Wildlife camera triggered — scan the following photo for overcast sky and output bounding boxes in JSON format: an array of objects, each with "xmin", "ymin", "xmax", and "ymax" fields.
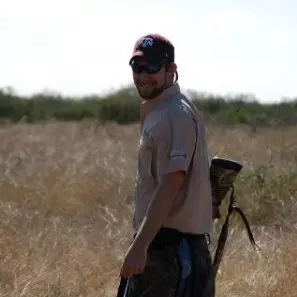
[{"xmin": 1, "ymin": 0, "xmax": 296, "ymax": 102}]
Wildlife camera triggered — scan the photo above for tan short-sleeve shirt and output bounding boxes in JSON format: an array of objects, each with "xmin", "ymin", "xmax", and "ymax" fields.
[{"xmin": 133, "ymin": 84, "xmax": 213, "ymax": 235}]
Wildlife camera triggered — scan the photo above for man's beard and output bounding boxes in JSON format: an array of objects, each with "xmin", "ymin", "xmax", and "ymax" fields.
[{"xmin": 136, "ymin": 86, "xmax": 164, "ymax": 100}]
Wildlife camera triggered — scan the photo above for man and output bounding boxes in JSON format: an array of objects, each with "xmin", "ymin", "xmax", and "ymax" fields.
[{"xmin": 118, "ymin": 33, "xmax": 215, "ymax": 297}]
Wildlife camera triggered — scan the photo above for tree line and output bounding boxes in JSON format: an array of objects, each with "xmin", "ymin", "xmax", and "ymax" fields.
[{"xmin": 0, "ymin": 87, "xmax": 296, "ymax": 126}]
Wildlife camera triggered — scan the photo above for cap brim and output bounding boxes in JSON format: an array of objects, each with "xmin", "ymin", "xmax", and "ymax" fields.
[
  {"xmin": 129, "ymin": 50, "xmax": 145, "ymax": 65},
  {"xmin": 129, "ymin": 51, "xmax": 164, "ymax": 65},
  {"xmin": 132, "ymin": 50, "xmax": 145, "ymax": 58}
]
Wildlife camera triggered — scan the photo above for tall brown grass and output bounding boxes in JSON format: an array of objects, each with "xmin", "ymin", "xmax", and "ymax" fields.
[{"xmin": 0, "ymin": 120, "xmax": 296, "ymax": 297}]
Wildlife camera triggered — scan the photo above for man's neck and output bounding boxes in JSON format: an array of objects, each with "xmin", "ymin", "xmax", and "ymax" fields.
[{"xmin": 140, "ymin": 83, "xmax": 181, "ymax": 129}]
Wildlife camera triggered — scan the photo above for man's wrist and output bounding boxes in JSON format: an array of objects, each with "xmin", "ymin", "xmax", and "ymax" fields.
[{"xmin": 132, "ymin": 225, "xmax": 151, "ymax": 251}]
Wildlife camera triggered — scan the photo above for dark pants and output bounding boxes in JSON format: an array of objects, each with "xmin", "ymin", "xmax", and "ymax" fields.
[{"xmin": 117, "ymin": 228, "xmax": 215, "ymax": 297}]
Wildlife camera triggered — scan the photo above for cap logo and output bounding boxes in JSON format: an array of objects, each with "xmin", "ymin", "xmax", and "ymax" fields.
[{"xmin": 141, "ymin": 37, "xmax": 154, "ymax": 48}]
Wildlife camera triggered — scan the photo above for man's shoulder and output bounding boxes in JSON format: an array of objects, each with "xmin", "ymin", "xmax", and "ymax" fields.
[{"xmin": 164, "ymin": 94, "xmax": 199, "ymax": 123}]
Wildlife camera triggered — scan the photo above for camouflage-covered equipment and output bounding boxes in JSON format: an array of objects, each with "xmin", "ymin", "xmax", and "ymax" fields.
[
  {"xmin": 210, "ymin": 156, "xmax": 243, "ymax": 219},
  {"xmin": 209, "ymin": 156, "xmax": 260, "ymax": 277}
]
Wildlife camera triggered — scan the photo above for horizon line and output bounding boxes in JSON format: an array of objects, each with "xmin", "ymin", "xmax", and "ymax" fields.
[{"xmin": 1, "ymin": 84, "xmax": 296, "ymax": 104}]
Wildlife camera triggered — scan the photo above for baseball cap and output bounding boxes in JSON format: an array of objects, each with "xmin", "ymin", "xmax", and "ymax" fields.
[{"xmin": 129, "ymin": 34, "xmax": 175, "ymax": 65}]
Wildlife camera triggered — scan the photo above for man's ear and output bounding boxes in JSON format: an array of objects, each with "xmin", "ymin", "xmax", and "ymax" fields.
[{"xmin": 167, "ymin": 63, "xmax": 177, "ymax": 74}]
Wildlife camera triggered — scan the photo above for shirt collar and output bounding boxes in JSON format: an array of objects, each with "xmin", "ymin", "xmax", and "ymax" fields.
[{"xmin": 140, "ymin": 83, "xmax": 181, "ymax": 124}]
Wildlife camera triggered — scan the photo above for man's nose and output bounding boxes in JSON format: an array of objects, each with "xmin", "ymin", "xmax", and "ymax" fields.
[{"xmin": 138, "ymin": 72, "xmax": 150, "ymax": 80}]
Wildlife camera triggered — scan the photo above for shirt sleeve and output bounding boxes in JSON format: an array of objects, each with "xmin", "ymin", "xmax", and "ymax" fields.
[{"xmin": 156, "ymin": 109, "xmax": 197, "ymax": 176}]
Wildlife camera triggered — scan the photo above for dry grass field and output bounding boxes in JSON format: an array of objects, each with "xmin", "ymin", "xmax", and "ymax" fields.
[{"xmin": 0, "ymin": 120, "xmax": 296, "ymax": 297}]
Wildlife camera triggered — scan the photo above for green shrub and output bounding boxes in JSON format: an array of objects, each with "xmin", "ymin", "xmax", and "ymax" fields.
[{"xmin": 0, "ymin": 86, "xmax": 296, "ymax": 126}]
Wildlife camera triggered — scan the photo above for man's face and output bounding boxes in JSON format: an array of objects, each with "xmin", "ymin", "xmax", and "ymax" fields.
[{"xmin": 131, "ymin": 58, "xmax": 167, "ymax": 100}]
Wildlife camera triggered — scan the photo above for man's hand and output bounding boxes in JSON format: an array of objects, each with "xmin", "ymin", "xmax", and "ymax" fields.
[{"xmin": 120, "ymin": 242, "xmax": 148, "ymax": 279}]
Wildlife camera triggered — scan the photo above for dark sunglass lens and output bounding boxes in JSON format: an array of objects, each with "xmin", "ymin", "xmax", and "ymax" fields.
[
  {"xmin": 131, "ymin": 62, "xmax": 161, "ymax": 74},
  {"xmin": 131, "ymin": 63, "xmax": 142, "ymax": 73},
  {"xmin": 146, "ymin": 64, "xmax": 159, "ymax": 73}
]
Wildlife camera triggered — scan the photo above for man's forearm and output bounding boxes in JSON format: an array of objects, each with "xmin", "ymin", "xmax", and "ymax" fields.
[{"xmin": 132, "ymin": 173, "xmax": 183, "ymax": 250}]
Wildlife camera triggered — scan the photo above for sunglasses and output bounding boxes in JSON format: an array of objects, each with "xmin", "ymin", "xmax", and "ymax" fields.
[{"xmin": 131, "ymin": 61, "xmax": 165, "ymax": 74}]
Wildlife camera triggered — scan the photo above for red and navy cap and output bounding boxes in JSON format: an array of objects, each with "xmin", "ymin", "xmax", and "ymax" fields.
[{"xmin": 129, "ymin": 34, "xmax": 175, "ymax": 65}]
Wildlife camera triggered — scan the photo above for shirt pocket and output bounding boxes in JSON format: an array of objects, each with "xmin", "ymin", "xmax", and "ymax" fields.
[{"xmin": 138, "ymin": 130, "xmax": 155, "ymax": 178}]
